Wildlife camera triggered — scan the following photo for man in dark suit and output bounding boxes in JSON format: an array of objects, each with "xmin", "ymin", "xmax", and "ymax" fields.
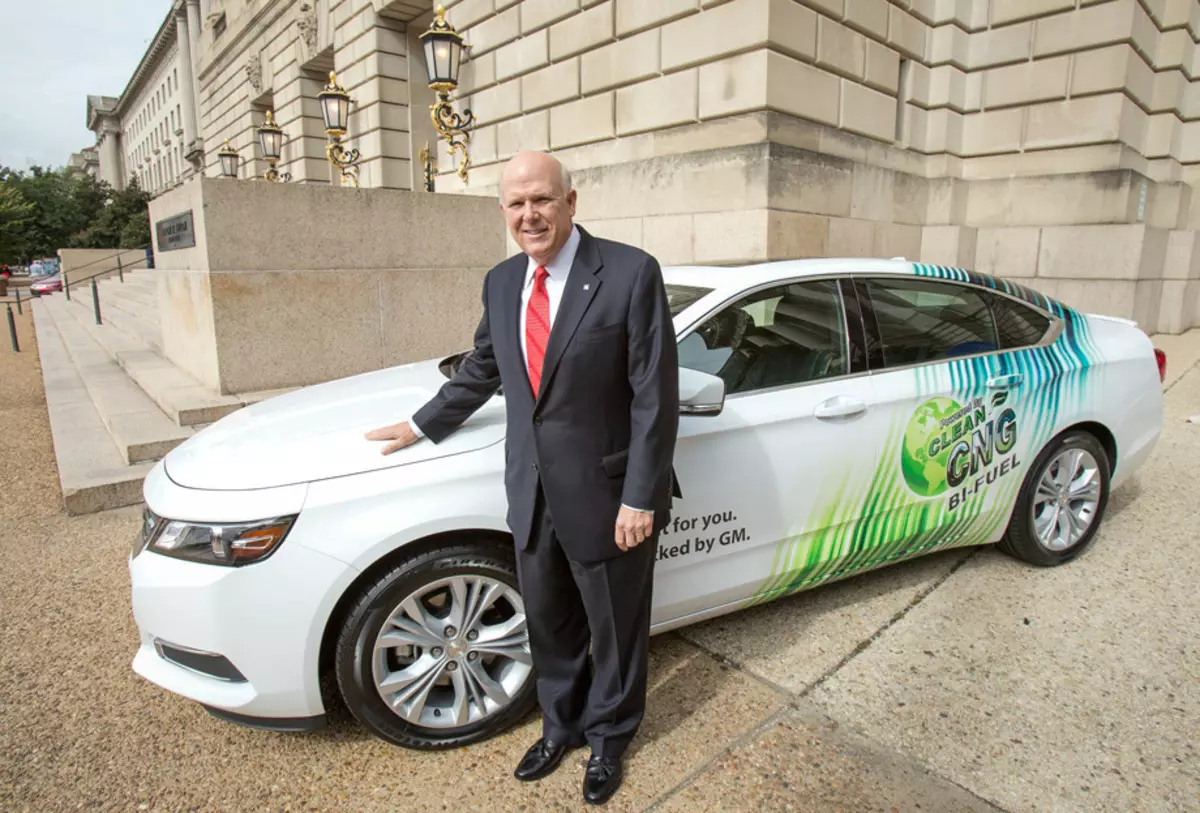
[{"xmin": 366, "ymin": 151, "xmax": 679, "ymax": 805}]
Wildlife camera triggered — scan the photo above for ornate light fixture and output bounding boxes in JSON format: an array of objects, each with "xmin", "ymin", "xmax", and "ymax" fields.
[
  {"xmin": 256, "ymin": 110, "xmax": 291, "ymax": 182},
  {"xmin": 217, "ymin": 139, "xmax": 240, "ymax": 178},
  {"xmin": 317, "ymin": 71, "xmax": 361, "ymax": 187},
  {"xmin": 420, "ymin": 5, "xmax": 475, "ymax": 183}
]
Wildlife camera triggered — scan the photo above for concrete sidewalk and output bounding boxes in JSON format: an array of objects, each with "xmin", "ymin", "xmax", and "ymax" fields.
[{"xmin": 1, "ymin": 313, "xmax": 1197, "ymax": 813}]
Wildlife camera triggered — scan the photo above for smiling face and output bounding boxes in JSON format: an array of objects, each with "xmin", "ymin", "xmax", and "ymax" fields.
[{"xmin": 499, "ymin": 152, "xmax": 577, "ymax": 267}]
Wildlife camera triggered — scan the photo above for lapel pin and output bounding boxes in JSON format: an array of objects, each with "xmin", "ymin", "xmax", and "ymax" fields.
[{"xmin": 583, "ymin": 283, "xmax": 590, "ymax": 291}]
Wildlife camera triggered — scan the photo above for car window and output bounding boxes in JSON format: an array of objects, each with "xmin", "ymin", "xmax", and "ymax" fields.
[
  {"xmin": 665, "ymin": 283, "xmax": 712, "ymax": 316},
  {"xmin": 983, "ymin": 290, "xmax": 1051, "ymax": 349},
  {"xmin": 679, "ymin": 279, "xmax": 847, "ymax": 395},
  {"xmin": 866, "ymin": 278, "xmax": 999, "ymax": 368}
]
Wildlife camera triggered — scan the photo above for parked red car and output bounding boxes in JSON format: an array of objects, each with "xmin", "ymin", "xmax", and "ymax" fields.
[{"xmin": 29, "ymin": 275, "xmax": 63, "ymax": 296}]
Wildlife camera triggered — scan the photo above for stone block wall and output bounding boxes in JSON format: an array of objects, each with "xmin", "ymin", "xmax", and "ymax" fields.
[
  {"xmin": 428, "ymin": 0, "xmax": 1200, "ymax": 331},
  {"xmin": 440, "ymin": 0, "xmax": 1200, "ymax": 184},
  {"xmin": 195, "ymin": 0, "xmax": 331, "ymax": 184},
  {"xmin": 147, "ymin": 177, "xmax": 506, "ymax": 394},
  {"xmin": 194, "ymin": 0, "xmax": 436, "ymax": 191},
  {"xmin": 176, "ymin": 0, "xmax": 1200, "ymax": 332}
]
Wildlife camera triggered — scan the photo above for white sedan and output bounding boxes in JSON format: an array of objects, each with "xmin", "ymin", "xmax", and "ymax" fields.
[{"xmin": 129, "ymin": 258, "xmax": 1165, "ymax": 748}]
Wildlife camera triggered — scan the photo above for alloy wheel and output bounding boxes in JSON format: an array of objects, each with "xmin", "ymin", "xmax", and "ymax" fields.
[
  {"xmin": 371, "ymin": 575, "xmax": 531, "ymax": 728},
  {"xmin": 1031, "ymin": 448, "xmax": 1102, "ymax": 552}
]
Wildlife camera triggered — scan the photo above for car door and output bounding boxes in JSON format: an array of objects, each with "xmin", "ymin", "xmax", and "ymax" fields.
[
  {"xmin": 852, "ymin": 275, "xmax": 1046, "ymax": 563},
  {"xmin": 651, "ymin": 277, "xmax": 892, "ymax": 627}
]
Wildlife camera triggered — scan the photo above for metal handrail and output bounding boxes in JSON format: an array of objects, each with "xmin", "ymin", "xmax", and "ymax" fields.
[
  {"xmin": 58, "ymin": 243, "xmax": 151, "ymax": 277},
  {"xmin": 63, "ymin": 248, "xmax": 152, "ymax": 291},
  {"xmin": 3, "ymin": 244, "xmax": 154, "ymax": 350}
]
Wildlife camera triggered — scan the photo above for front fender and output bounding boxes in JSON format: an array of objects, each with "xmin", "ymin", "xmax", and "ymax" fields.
[{"xmin": 295, "ymin": 445, "xmax": 510, "ymax": 570}]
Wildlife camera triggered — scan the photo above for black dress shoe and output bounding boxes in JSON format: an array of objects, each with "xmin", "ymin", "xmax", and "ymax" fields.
[
  {"xmin": 582, "ymin": 755, "xmax": 623, "ymax": 805},
  {"xmin": 514, "ymin": 738, "xmax": 569, "ymax": 782}
]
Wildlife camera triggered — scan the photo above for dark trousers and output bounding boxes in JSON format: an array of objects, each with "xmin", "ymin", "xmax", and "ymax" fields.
[{"xmin": 515, "ymin": 490, "xmax": 656, "ymax": 759}]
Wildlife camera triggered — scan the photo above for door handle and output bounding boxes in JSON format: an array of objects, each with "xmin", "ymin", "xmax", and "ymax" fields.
[
  {"xmin": 814, "ymin": 395, "xmax": 867, "ymax": 420},
  {"xmin": 986, "ymin": 373, "xmax": 1023, "ymax": 389}
]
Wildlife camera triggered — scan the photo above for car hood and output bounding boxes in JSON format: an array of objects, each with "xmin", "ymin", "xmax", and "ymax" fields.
[{"xmin": 163, "ymin": 358, "xmax": 506, "ymax": 491}]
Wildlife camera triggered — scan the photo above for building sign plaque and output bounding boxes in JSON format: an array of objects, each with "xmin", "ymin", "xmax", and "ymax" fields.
[{"xmin": 155, "ymin": 211, "xmax": 196, "ymax": 251}]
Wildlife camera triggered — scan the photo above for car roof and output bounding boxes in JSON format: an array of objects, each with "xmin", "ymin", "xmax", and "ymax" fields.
[{"xmin": 661, "ymin": 258, "xmax": 914, "ymax": 294}]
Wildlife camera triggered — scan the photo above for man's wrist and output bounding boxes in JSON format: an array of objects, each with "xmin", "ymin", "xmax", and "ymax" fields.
[
  {"xmin": 621, "ymin": 504, "xmax": 652, "ymax": 514},
  {"xmin": 408, "ymin": 418, "xmax": 425, "ymax": 439}
]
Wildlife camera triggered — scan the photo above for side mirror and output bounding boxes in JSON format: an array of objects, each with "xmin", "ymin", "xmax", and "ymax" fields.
[{"xmin": 679, "ymin": 367, "xmax": 725, "ymax": 416}]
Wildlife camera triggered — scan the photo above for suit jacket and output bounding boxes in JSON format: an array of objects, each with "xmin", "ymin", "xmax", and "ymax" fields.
[{"xmin": 412, "ymin": 227, "xmax": 680, "ymax": 563}]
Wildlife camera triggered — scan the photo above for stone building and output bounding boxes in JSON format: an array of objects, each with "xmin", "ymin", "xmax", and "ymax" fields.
[
  {"xmin": 66, "ymin": 146, "xmax": 100, "ymax": 179},
  {"xmin": 86, "ymin": 0, "xmax": 207, "ymax": 194},
  {"xmin": 100, "ymin": 0, "xmax": 1200, "ymax": 332}
]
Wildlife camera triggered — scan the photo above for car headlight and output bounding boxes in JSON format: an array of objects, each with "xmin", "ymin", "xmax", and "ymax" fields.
[{"xmin": 139, "ymin": 513, "xmax": 297, "ymax": 567}]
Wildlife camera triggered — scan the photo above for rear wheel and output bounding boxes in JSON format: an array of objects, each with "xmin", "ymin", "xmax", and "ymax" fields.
[
  {"xmin": 335, "ymin": 541, "xmax": 536, "ymax": 749},
  {"xmin": 1000, "ymin": 430, "xmax": 1110, "ymax": 566}
]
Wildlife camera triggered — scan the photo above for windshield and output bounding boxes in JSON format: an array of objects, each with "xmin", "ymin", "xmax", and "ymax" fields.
[
  {"xmin": 666, "ymin": 284, "xmax": 712, "ymax": 316},
  {"xmin": 439, "ymin": 283, "xmax": 715, "ymax": 381}
]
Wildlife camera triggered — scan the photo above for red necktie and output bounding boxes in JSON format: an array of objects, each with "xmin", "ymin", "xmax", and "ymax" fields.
[{"xmin": 526, "ymin": 266, "xmax": 550, "ymax": 396}]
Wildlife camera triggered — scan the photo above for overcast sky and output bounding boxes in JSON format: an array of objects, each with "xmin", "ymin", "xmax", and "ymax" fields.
[{"xmin": 0, "ymin": 0, "xmax": 171, "ymax": 170}]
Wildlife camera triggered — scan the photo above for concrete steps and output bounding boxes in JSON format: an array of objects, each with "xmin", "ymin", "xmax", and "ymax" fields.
[
  {"xmin": 32, "ymin": 269, "xmax": 300, "ymax": 514},
  {"xmin": 67, "ymin": 281, "xmax": 163, "ymax": 353},
  {"xmin": 41, "ymin": 297, "xmax": 193, "ymax": 465},
  {"xmin": 31, "ymin": 299, "xmax": 155, "ymax": 515},
  {"xmin": 54, "ymin": 294, "xmax": 245, "ymax": 427}
]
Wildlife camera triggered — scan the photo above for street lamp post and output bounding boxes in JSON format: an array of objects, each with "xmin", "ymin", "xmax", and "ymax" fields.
[
  {"xmin": 317, "ymin": 71, "xmax": 361, "ymax": 187},
  {"xmin": 420, "ymin": 5, "xmax": 475, "ymax": 184},
  {"xmin": 256, "ymin": 110, "xmax": 291, "ymax": 183},
  {"xmin": 218, "ymin": 139, "xmax": 240, "ymax": 178}
]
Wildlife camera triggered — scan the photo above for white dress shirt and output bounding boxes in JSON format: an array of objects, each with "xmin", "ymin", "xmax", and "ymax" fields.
[
  {"xmin": 408, "ymin": 225, "xmax": 648, "ymax": 514},
  {"xmin": 410, "ymin": 226, "xmax": 579, "ymax": 439},
  {"xmin": 519, "ymin": 224, "xmax": 580, "ymax": 369}
]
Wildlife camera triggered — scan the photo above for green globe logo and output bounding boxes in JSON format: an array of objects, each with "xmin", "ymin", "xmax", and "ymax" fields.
[{"xmin": 900, "ymin": 396, "xmax": 962, "ymax": 497}]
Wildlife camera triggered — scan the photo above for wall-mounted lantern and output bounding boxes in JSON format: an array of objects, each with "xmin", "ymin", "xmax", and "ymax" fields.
[
  {"xmin": 317, "ymin": 71, "xmax": 361, "ymax": 187},
  {"xmin": 256, "ymin": 110, "xmax": 291, "ymax": 182},
  {"xmin": 420, "ymin": 5, "xmax": 475, "ymax": 184},
  {"xmin": 217, "ymin": 139, "xmax": 240, "ymax": 178}
]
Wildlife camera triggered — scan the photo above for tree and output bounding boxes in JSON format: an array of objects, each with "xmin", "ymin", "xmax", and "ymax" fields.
[
  {"xmin": 73, "ymin": 177, "xmax": 152, "ymax": 249},
  {"xmin": 0, "ymin": 165, "xmax": 110, "ymax": 259},
  {"xmin": 0, "ymin": 183, "xmax": 35, "ymax": 264}
]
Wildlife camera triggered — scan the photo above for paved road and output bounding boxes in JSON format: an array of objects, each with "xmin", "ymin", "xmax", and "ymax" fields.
[{"xmin": 1, "ymin": 304, "xmax": 1197, "ymax": 813}]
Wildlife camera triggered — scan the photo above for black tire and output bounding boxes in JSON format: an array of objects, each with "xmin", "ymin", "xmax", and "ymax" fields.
[
  {"xmin": 1000, "ymin": 430, "xmax": 1111, "ymax": 567},
  {"xmin": 334, "ymin": 540, "xmax": 537, "ymax": 750}
]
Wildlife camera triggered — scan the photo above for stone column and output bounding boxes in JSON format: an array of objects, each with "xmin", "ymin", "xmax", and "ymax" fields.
[
  {"xmin": 185, "ymin": 0, "xmax": 203, "ymax": 119},
  {"xmin": 272, "ymin": 64, "xmax": 332, "ymax": 184},
  {"xmin": 333, "ymin": 5, "xmax": 412, "ymax": 189},
  {"xmin": 176, "ymin": 5, "xmax": 201, "ymax": 169},
  {"xmin": 97, "ymin": 123, "xmax": 124, "ymax": 190}
]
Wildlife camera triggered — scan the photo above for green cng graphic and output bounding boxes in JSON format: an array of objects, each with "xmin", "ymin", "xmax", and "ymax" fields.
[{"xmin": 901, "ymin": 395, "xmax": 1020, "ymax": 509}]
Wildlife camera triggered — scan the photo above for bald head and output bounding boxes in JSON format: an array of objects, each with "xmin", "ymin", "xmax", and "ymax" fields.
[
  {"xmin": 499, "ymin": 151, "xmax": 577, "ymax": 266},
  {"xmin": 500, "ymin": 151, "xmax": 572, "ymax": 197}
]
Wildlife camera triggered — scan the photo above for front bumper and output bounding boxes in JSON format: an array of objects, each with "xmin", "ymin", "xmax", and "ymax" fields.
[{"xmin": 129, "ymin": 517, "xmax": 358, "ymax": 723}]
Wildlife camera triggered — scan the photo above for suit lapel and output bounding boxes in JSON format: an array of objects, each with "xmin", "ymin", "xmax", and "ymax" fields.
[
  {"xmin": 493, "ymin": 256, "xmax": 534, "ymax": 403},
  {"xmin": 537, "ymin": 228, "xmax": 603, "ymax": 405}
]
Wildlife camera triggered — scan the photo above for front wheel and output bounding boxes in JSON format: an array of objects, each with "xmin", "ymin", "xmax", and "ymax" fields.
[
  {"xmin": 1000, "ymin": 430, "xmax": 1111, "ymax": 567},
  {"xmin": 335, "ymin": 540, "xmax": 537, "ymax": 749}
]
